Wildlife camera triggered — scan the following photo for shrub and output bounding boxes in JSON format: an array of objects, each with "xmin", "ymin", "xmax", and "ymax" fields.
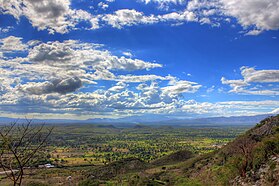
[{"xmin": 252, "ymin": 145, "xmax": 266, "ymax": 170}]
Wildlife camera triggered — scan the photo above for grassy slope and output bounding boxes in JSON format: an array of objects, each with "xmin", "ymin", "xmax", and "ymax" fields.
[
  {"xmin": 81, "ymin": 115, "xmax": 279, "ymax": 186},
  {"xmin": 145, "ymin": 115, "xmax": 279, "ymax": 186}
]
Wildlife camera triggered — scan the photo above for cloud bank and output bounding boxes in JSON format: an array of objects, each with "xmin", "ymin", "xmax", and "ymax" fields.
[
  {"xmin": 0, "ymin": 36, "xmax": 278, "ymax": 119},
  {"xmin": 1, "ymin": 0, "xmax": 279, "ymax": 34},
  {"xmin": 222, "ymin": 67, "xmax": 279, "ymax": 95}
]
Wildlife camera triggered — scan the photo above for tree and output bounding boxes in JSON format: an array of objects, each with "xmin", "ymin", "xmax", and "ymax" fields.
[
  {"xmin": 0, "ymin": 119, "xmax": 53, "ymax": 186},
  {"xmin": 227, "ymin": 135, "xmax": 256, "ymax": 177}
]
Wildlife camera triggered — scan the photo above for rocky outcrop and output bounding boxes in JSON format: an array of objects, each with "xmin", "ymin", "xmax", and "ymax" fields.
[{"xmin": 231, "ymin": 155, "xmax": 279, "ymax": 186}]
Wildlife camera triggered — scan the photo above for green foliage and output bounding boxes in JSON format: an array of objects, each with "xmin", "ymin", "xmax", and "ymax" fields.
[
  {"xmin": 263, "ymin": 135, "xmax": 279, "ymax": 154},
  {"xmin": 126, "ymin": 175, "xmax": 166, "ymax": 186},
  {"xmin": 26, "ymin": 182, "xmax": 49, "ymax": 186},
  {"xmin": 209, "ymin": 163, "xmax": 239, "ymax": 185},
  {"xmin": 175, "ymin": 178, "xmax": 202, "ymax": 186},
  {"xmin": 177, "ymin": 115, "xmax": 279, "ymax": 185},
  {"xmin": 4, "ymin": 119, "xmax": 275, "ymax": 185},
  {"xmin": 86, "ymin": 157, "xmax": 148, "ymax": 180},
  {"xmin": 251, "ymin": 129, "xmax": 279, "ymax": 170},
  {"xmin": 78, "ymin": 179, "xmax": 100, "ymax": 186},
  {"xmin": 151, "ymin": 150, "xmax": 193, "ymax": 166},
  {"xmin": 252, "ymin": 146, "xmax": 266, "ymax": 170},
  {"xmin": 46, "ymin": 125, "xmax": 246, "ymax": 167}
]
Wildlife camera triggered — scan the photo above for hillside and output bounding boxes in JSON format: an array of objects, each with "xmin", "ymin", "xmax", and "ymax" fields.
[
  {"xmin": 161, "ymin": 115, "xmax": 279, "ymax": 185},
  {"xmin": 151, "ymin": 150, "xmax": 193, "ymax": 166},
  {"xmin": 81, "ymin": 115, "xmax": 279, "ymax": 185},
  {"xmin": 182, "ymin": 114, "xmax": 279, "ymax": 185}
]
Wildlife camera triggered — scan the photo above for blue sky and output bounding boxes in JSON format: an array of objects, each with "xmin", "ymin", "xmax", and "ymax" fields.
[{"xmin": 0, "ymin": 0, "xmax": 278, "ymax": 120}]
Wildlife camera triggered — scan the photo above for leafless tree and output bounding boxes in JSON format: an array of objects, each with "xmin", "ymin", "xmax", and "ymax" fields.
[
  {"xmin": 238, "ymin": 137, "xmax": 255, "ymax": 177},
  {"xmin": 228, "ymin": 135, "xmax": 256, "ymax": 177},
  {"xmin": 0, "ymin": 119, "xmax": 53, "ymax": 186}
]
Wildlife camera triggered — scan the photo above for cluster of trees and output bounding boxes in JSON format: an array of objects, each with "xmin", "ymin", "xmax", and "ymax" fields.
[{"xmin": 44, "ymin": 126, "xmax": 242, "ymax": 166}]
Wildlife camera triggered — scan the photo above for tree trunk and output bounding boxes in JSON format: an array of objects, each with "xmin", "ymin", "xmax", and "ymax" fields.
[{"xmin": 241, "ymin": 159, "xmax": 248, "ymax": 177}]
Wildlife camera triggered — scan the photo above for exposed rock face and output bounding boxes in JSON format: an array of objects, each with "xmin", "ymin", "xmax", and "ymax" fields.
[
  {"xmin": 252, "ymin": 116, "xmax": 279, "ymax": 137},
  {"xmin": 231, "ymin": 155, "xmax": 279, "ymax": 186}
]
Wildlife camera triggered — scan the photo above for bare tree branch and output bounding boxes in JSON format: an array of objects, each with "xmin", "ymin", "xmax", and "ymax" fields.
[{"xmin": 0, "ymin": 120, "xmax": 53, "ymax": 186}]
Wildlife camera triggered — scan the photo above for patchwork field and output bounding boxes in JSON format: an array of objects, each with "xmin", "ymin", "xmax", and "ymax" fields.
[{"xmin": 0, "ymin": 123, "xmax": 251, "ymax": 185}]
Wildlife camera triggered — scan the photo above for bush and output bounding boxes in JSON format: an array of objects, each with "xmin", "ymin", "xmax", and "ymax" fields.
[{"xmin": 252, "ymin": 145, "xmax": 266, "ymax": 170}]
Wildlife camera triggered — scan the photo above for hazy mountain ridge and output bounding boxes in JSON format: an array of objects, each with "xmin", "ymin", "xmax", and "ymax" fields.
[{"xmin": 0, "ymin": 114, "xmax": 273, "ymax": 126}]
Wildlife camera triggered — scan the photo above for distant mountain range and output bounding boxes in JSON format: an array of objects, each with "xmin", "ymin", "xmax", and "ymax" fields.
[
  {"xmin": 0, "ymin": 114, "xmax": 274, "ymax": 126},
  {"xmin": 87, "ymin": 114, "xmax": 274, "ymax": 126}
]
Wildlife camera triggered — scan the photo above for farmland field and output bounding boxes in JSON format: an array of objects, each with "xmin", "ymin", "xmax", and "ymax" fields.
[
  {"xmin": 0, "ymin": 123, "xmax": 251, "ymax": 185},
  {"xmin": 46, "ymin": 124, "xmax": 250, "ymax": 166}
]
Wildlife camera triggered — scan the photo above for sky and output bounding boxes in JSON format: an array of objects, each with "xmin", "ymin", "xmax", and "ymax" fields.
[{"xmin": 0, "ymin": 0, "xmax": 278, "ymax": 120}]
